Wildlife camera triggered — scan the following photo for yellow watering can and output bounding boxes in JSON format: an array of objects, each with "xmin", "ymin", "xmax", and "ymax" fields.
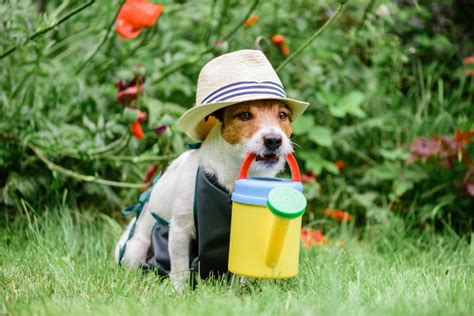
[{"xmin": 228, "ymin": 153, "xmax": 307, "ymax": 278}]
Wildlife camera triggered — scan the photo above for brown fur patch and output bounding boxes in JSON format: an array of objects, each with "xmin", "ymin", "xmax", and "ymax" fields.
[{"xmin": 216, "ymin": 100, "xmax": 293, "ymax": 144}]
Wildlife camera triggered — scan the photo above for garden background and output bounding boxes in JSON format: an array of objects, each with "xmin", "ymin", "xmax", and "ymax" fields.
[{"xmin": 1, "ymin": 0, "xmax": 473, "ymax": 315}]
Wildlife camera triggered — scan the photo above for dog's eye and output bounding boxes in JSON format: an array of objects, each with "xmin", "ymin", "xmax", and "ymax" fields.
[
  {"xmin": 238, "ymin": 112, "xmax": 252, "ymax": 121},
  {"xmin": 279, "ymin": 111, "xmax": 288, "ymax": 120}
]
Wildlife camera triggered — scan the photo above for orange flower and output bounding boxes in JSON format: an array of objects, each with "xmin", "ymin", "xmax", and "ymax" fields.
[
  {"xmin": 271, "ymin": 35, "xmax": 289, "ymax": 56},
  {"xmin": 335, "ymin": 159, "xmax": 346, "ymax": 171},
  {"xmin": 116, "ymin": 0, "xmax": 164, "ymax": 39},
  {"xmin": 130, "ymin": 119, "xmax": 144, "ymax": 140},
  {"xmin": 465, "ymin": 69, "xmax": 474, "ymax": 76},
  {"xmin": 280, "ymin": 43, "xmax": 290, "ymax": 56},
  {"xmin": 244, "ymin": 15, "xmax": 259, "ymax": 27},
  {"xmin": 463, "ymin": 56, "xmax": 474, "ymax": 65},
  {"xmin": 324, "ymin": 209, "xmax": 353, "ymax": 222},
  {"xmin": 301, "ymin": 228, "xmax": 326, "ymax": 248},
  {"xmin": 454, "ymin": 128, "xmax": 473, "ymax": 143},
  {"xmin": 272, "ymin": 34, "xmax": 285, "ymax": 46}
]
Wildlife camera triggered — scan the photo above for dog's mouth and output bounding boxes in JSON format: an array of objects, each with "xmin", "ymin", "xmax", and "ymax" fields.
[{"xmin": 255, "ymin": 153, "xmax": 280, "ymax": 162}]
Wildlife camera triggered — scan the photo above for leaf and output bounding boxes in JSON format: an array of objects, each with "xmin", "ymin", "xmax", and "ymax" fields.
[
  {"xmin": 367, "ymin": 163, "xmax": 399, "ymax": 181},
  {"xmin": 292, "ymin": 116, "xmax": 314, "ymax": 135},
  {"xmin": 351, "ymin": 191, "xmax": 378, "ymax": 209},
  {"xmin": 379, "ymin": 148, "xmax": 410, "ymax": 161},
  {"xmin": 298, "ymin": 151, "xmax": 324, "ymax": 174},
  {"xmin": 303, "ymin": 181, "xmax": 321, "ymax": 201},
  {"xmin": 366, "ymin": 207, "xmax": 392, "ymax": 223},
  {"xmin": 392, "ymin": 180, "xmax": 414, "ymax": 198},
  {"xmin": 328, "ymin": 91, "xmax": 366, "ymax": 118},
  {"xmin": 323, "ymin": 161, "xmax": 340, "ymax": 175},
  {"xmin": 82, "ymin": 115, "xmax": 96, "ymax": 132},
  {"xmin": 97, "ymin": 115, "xmax": 105, "ymax": 130},
  {"xmin": 403, "ymin": 165, "xmax": 428, "ymax": 183},
  {"xmin": 297, "ymin": 151, "xmax": 339, "ymax": 175},
  {"xmin": 339, "ymin": 91, "xmax": 366, "ymax": 118},
  {"xmin": 308, "ymin": 126, "xmax": 333, "ymax": 147},
  {"xmin": 328, "ymin": 104, "xmax": 347, "ymax": 118}
]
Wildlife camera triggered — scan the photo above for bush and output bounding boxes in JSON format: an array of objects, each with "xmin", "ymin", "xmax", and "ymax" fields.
[{"xmin": 1, "ymin": 0, "xmax": 473, "ymax": 233}]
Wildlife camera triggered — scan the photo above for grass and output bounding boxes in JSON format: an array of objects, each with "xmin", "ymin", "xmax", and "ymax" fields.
[{"xmin": 1, "ymin": 207, "xmax": 473, "ymax": 316}]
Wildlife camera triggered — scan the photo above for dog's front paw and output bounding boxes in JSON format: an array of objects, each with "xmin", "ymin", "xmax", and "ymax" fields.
[
  {"xmin": 118, "ymin": 235, "xmax": 150, "ymax": 268},
  {"xmin": 170, "ymin": 271, "xmax": 190, "ymax": 293}
]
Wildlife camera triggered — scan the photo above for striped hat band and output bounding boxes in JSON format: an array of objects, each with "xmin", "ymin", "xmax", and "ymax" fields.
[{"xmin": 201, "ymin": 81, "xmax": 287, "ymax": 105}]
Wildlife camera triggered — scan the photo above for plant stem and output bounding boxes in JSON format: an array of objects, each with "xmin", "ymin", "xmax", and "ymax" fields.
[
  {"xmin": 276, "ymin": 2, "xmax": 345, "ymax": 73},
  {"xmin": 105, "ymin": 154, "xmax": 177, "ymax": 163},
  {"xmin": 75, "ymin": 0, "xmax": 126, "ymax": 74},
  {"xmin": 88, "ymin": 133, "xmax": 132, "ymax": 156},
  {"xmin": 214, "ymin": 0, "xmax": 231, "ymax": 41},
  {"xmin": 0, "ymin": 133, "xmax": 147, "ymax": 189},
  {"xmin": 0, "ymin": 1, "xmax": 96, "ymax": 60},
  {"xmin": 30, "ymin": 133, "xmax": 132, "ymax": 161},
  {"xmin": 357, "ymin": 0, "xmax": 376, "ymax": 32},
  {"xmin": 221, "ymin": 0, "xmax": 260, "ymax": 43},
  {"xmin": 29, "ymin": 144, "xmax": 145, "ymax": 189},
  {"xmin": 155, "ymin": 0, "xmax": 260, "ymax": 83}
]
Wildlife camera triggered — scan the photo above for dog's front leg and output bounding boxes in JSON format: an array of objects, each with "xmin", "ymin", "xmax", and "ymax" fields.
[{"xmin": 169, "ymin": 211, "xmax": 194, "ymax": 292}]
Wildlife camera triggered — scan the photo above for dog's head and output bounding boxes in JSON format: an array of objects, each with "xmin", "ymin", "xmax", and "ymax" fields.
[{"xmin": 212, "ymin": 99, "xmax": 293, "ymax": 172}]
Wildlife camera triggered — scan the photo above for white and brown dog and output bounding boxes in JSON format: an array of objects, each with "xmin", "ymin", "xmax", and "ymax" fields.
[{"xmin": 114, "ymin": 50, "xmax": 308, "ymax": 291}]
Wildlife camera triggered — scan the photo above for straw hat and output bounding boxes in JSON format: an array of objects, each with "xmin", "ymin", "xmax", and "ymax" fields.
[{"xmin": 178, "ymin": 49, "xmax": 309, "ymax": 141}]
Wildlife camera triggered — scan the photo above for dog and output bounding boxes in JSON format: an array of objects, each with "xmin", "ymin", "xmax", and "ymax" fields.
[
  {"xmin": 114, "ymin": 49, "xmax": 309, "ymax": 291},
  {"xmin": 115, "ymin": 99, "xmax": 294, "ymax": 290}
]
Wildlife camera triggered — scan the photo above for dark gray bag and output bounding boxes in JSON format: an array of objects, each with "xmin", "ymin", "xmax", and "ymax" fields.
[{"xmin": 144, "ymin": 166, "xmax": 232, "ymax": 280}]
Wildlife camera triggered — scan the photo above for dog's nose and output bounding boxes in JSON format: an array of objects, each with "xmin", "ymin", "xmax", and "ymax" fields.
[{"xmin": 263, "ymin": 134, "xmax": 282, "ymax": 151}]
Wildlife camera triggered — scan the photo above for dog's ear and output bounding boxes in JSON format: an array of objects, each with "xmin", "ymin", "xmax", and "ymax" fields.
[{"xmin": 209, "ymin": 109, "xmax": 224, "ymax": 122}]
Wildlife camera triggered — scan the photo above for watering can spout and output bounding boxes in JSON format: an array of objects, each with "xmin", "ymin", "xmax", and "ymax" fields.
[
  {"xmin": 265, "ymin": 216, "xmax": 291, "ymax": 267},
  {"xmin": 264, "ymin": 186, "xmax": 307, "ymax": 268}
]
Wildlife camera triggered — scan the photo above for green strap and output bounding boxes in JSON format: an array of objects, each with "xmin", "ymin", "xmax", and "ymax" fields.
[
  {"xmin": 151, "ymin": 212, "xmax": 169, "ymax": 226},
  {"xmin": 187, "ymin": 143, "xmax": 202, "ymax": 150},
  {"xmin": 118, "ymin": 173, "xmax": 162, "ymax": 265}
]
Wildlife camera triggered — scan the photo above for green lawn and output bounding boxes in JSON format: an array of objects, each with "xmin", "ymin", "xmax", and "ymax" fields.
[{"xmin": 1, "ymin": 208, "xmax": 473, "ymax": 316}]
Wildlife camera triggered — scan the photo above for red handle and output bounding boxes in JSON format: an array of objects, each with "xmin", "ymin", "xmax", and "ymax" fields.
[{"xmin": 237, "ymin": 152, "xmax": 301, "ymax": 182}]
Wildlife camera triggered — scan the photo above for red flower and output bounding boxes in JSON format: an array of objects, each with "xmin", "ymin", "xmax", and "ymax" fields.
[
  {"xmin": 116, "ymin": 0, "xmax": 164, "ymax": 39},
  {"xmin": 130, "ymin": 119, "xmax": 144, "ymax": 140},
  {"xmin": 335, "ymin": 159, "xmax": 346, "ymax": 171},
  {"xmin": 301, "ymin": 228, "xmax": 326, "ymax": 248},
  {"xmin": 324, "ymin": 209, "xmax": 353, "ymax": 222},
  {"xmin": 144, "ymin": 164, "xmax": 158, "ymax": 183},
  {"xmin": 116, "ymin": 76, "xmax": 145, "ymax": 104},
  {"xmin": 301, "ymin": 171, "xmax": 317, "ymax": 183},
  {"xmin": 154, "ymin": 125, "xmax": 167, "ymax": 135},
  {"xmin": 244, "ymin": 15, "xmax": 259, "ymax": 27}
]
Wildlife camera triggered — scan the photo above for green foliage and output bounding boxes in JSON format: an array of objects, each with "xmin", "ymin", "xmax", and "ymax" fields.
[{"xmin": 0, "ymin": 0, "xmax": 473, "ymax": 233}]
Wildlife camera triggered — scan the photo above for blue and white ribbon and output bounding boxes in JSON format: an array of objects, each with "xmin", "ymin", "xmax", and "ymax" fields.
[{"xmin": 200, "ymin": 81, "xmax": 287, "ymax": 105}]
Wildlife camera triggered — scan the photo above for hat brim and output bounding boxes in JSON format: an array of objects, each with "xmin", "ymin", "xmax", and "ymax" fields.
[{"xmin": 178, "ymin": 96, "xmax": 309, "ymax": 141}]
